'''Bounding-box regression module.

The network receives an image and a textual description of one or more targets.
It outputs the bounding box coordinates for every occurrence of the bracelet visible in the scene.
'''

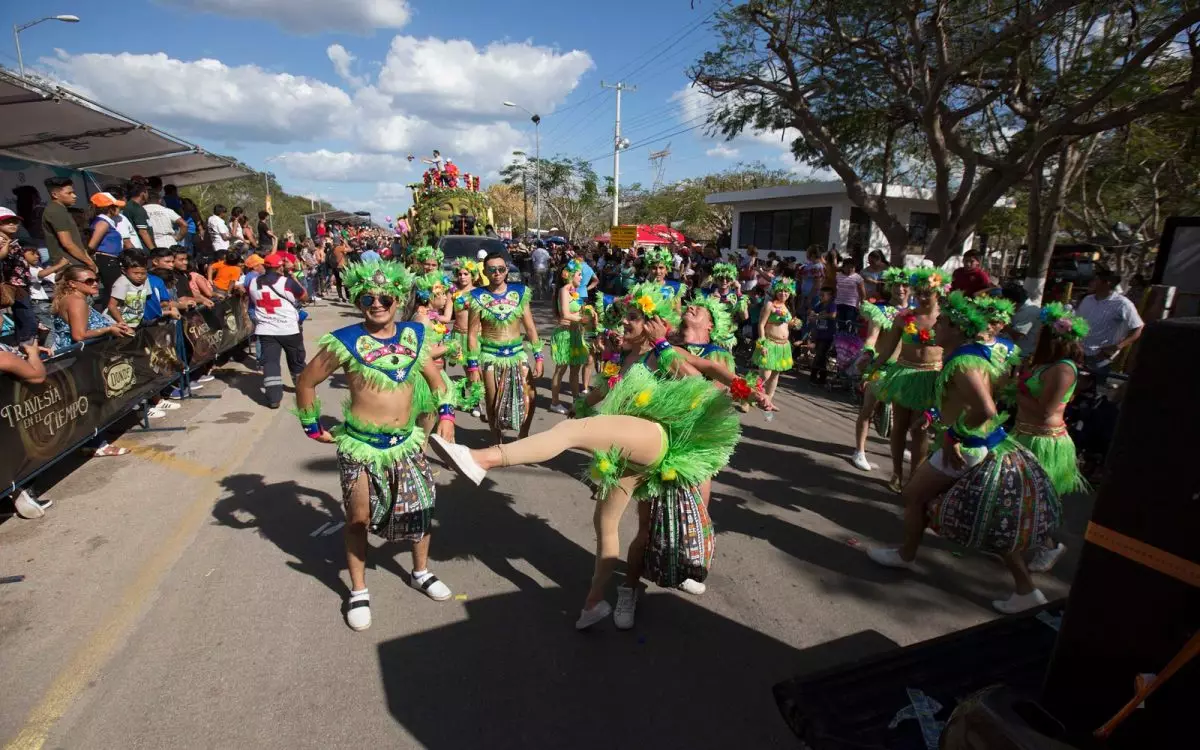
[438,413,456,422]
[302,421,322,438]
[533,351,544,361]
[652,338,671,354]
[466,359,480,372]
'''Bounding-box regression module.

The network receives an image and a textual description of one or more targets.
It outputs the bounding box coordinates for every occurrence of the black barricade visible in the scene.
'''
[1,296,253,492]
[0,321,182,490]
[182,296,253,368]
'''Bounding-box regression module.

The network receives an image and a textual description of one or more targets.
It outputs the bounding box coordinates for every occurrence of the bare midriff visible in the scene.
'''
[482,319,522,342]
[896,340,942,368]
[344,374,415,429]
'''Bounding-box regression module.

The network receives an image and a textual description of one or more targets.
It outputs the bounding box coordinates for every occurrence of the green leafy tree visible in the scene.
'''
[501,156,606,240]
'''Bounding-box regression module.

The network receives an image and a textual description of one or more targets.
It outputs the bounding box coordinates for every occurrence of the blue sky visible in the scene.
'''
[1,0,802,220]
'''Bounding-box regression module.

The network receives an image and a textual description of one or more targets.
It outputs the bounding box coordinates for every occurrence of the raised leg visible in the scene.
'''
[473,415,664,470]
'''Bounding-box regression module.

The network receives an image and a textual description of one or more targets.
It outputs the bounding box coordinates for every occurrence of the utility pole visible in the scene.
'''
[601,80,635,227]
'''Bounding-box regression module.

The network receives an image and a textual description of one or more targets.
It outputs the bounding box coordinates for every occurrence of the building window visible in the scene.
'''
[737,207,831,252]
[909,211,941,249]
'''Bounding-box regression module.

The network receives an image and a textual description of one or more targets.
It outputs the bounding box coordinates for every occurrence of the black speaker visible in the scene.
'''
[1040,317,1200,747]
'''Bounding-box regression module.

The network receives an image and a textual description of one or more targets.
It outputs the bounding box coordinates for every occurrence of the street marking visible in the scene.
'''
[3,407,280,750]
[310,521,331,537]
[120,444,221,479]
[322,521,345,536]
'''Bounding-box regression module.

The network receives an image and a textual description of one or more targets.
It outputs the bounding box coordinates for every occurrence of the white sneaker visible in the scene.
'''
[851,451,874,472]
[427,434,487,486]
[1029,543,1066,573]
[992,589,1048,614]
[146,407,167,419]
[195,374,216,383]
[410,572,452,601]
[346,589,371,631]
[13,490,47,519]
[867,547,917,570]
[677,578,706,596]
[549,404,568,415]
[155,399,182,410]
[470,408,481,418]
[903,449,912,461]
[575,601,612,630]
[190,382,205,391]
[613,585,638,630]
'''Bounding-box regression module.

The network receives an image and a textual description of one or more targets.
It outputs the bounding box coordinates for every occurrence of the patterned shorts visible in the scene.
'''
[338,449,436,543]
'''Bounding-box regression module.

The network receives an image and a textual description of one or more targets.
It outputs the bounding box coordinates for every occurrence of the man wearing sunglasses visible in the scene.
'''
[468,251,543,441]
[294,261,457,631]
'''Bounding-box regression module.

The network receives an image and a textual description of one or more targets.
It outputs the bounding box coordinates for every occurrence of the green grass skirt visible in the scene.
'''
[752,338,792,371]
[875,363,940,410]
[551,326,588,366]
[446,330,478,366]
[1013,430,1090,496]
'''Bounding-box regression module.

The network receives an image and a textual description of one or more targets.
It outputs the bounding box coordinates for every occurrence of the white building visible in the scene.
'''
[706,181,975,263]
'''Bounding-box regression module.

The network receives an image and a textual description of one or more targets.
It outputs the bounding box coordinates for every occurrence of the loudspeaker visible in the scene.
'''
[1040,317,1200,747]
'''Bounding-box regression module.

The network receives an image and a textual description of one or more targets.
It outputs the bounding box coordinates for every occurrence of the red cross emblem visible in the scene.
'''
[258,290,283,314]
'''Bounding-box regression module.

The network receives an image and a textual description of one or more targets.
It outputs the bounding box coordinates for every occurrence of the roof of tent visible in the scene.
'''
[0,67,254,186]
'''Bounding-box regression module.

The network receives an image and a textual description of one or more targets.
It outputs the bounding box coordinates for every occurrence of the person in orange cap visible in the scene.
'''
[88,191,130,309]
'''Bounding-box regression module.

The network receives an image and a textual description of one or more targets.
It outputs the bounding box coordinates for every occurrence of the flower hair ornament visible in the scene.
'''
[413,271,447,304]
[769,276,797,297]
[907,266,948,293]
[709,262,738,282]
[410,245,443,265]
[1040,302,1089,341]
[342,260,414,302]
[942,291,1012,338]
[562,258,584,281]
[451,257,485,284]
[620,281,681,328]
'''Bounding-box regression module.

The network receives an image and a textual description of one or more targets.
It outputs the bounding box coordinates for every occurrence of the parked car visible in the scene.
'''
[436,235,523,282]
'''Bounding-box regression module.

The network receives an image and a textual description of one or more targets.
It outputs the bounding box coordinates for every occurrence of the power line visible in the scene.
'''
[581,121,708,165]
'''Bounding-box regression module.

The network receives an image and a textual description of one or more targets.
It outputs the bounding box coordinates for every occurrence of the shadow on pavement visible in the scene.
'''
[378,590,898,750]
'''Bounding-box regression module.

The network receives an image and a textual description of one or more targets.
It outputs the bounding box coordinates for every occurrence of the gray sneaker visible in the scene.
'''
[613,585,638,630]
[1029,543,1066,573]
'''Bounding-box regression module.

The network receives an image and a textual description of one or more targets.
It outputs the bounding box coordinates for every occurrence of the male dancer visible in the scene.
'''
[677,296,737,374]
[295,261,457,631]
[468,251,543,441]
[697,262,748,351]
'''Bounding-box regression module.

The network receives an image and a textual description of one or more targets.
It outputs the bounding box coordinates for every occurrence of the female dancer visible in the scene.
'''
[698,262,748,352]
[1012,303,1090,572]
[873,268,946,492]
[642,246,684,309]
[752,276,801,401]
[870,292,1060,614]
[432,282,768,630]
[410,245,444,276]
[549,259,588,414]
[850,267,910,472]
[449,257,484,415]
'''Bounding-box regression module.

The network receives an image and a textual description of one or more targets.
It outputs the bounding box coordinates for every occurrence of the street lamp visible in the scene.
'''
[512,150,530,237]
[504,101,541,240]
[13,15,79,78]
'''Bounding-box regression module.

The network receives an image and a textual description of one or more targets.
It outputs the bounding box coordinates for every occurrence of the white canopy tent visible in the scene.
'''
[0,67,253,187]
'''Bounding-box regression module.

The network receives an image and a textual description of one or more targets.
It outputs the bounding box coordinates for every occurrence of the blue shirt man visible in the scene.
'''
[360,248,382,263]
[578,260,596,300]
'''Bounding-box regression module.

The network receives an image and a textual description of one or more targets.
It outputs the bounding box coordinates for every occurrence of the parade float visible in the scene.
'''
[407,160,493,246]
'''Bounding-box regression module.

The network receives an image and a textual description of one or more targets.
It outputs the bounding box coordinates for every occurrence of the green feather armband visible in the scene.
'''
[293,398,323,437]
[655,345,681,375]
[573,394,595,418]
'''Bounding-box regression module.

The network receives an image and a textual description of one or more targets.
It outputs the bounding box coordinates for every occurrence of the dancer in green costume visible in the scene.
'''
[697,262,749,351]
[409,245,444,276]
[468,251,543,441]
[431,282,771,630]
[872,267,946,492]
[550,258,589,414]
[642,246,685,312]
[850,267,910,472]
[869,291,1062,614]
[294,261,458,632]
[753,276,800,401]
[448,257,484,414]
[1013,302,1090,573]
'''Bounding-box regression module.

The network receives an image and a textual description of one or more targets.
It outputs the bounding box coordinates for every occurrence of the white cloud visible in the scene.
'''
[275,150,414,182]
[706,145,739,158]
[157,0,412,34]
[376,36,593,117]
[45,51,351,144]
[327,44,364,87]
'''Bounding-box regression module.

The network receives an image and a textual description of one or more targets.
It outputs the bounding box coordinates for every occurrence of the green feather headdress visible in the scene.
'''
[342,260,414,302]
[943,291,1012,337]
[561,258,584,281]
[642,246,672,267]
[410,245,443,265]
[451,257,484,283]
[974,295,1015,327]
[907,266,949,293]
[1040,302,1089,341]
[621,281,682,327]
[881,267,909,289]
[413,271,448,304]
[769,276,797,296]
[687,294,734,345]
[710,262,738,282]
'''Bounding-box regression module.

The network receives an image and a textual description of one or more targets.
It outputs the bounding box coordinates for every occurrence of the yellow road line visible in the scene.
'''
[3,408,280,750]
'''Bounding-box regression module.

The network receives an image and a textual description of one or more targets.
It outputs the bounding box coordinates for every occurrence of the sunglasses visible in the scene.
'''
[358,294,396,309]
[485,265,508,274]
[77,277,100,285]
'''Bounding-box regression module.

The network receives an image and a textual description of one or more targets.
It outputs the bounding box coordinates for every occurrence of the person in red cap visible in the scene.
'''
[249,252,307,408]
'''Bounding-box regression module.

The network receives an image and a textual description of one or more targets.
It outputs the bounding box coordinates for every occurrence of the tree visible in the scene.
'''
[181,174,337,240]
[692,0,1200,296]
[484,183,527,233]
[500,156,606,240]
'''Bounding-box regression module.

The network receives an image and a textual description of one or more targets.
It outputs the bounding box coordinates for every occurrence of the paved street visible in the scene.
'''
[0,300,1086,750]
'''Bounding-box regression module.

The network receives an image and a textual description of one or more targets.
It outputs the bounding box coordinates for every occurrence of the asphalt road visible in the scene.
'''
[0,298,1087,750]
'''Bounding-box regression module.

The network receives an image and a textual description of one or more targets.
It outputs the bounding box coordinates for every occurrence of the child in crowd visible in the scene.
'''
[107,250,150,327]
[809,286,837,385]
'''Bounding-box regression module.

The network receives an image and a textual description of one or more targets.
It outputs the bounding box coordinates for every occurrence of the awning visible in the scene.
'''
[0,68,254,187]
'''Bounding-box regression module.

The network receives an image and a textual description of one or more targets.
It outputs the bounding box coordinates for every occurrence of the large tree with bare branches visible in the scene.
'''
[691,0,1199,298]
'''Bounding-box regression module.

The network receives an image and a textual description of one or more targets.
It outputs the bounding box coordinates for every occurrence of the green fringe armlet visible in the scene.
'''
[752,337,793,371]
[875,361,940,410]
[411,368,457,416]
[455,377,485,410]
[293,397,322,426]
[1012,425,1090,496]
[859,303,897,332]
[585,365,741,501]
[551,326,588,366]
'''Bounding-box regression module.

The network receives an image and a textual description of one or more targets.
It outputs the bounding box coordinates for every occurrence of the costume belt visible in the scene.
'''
[482,340,524,358]
[340,421,417,450]
[949,426,1008,449]
[1015,421,1068,438]
[896,358,942,371]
